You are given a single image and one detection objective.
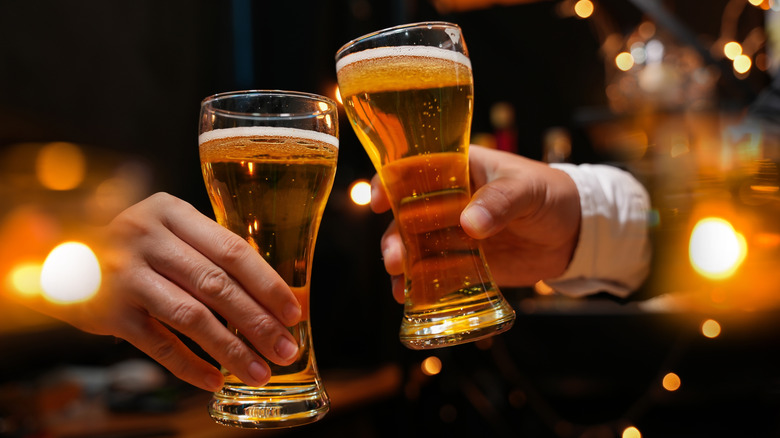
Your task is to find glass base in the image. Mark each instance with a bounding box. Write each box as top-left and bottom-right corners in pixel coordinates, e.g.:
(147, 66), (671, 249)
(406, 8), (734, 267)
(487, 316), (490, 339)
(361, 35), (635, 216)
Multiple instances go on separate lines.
(208, 382), (329, 429)
(399, 295), (516, 350)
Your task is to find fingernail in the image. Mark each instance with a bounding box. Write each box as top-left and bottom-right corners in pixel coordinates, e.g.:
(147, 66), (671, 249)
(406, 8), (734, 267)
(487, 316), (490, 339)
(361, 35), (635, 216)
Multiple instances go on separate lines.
(462, 205), (493, 236)
(275, 336), (298, 361)
(248, 361), (269, 385)
(283, 302), (302, 325)
(204, 373), (223, 391)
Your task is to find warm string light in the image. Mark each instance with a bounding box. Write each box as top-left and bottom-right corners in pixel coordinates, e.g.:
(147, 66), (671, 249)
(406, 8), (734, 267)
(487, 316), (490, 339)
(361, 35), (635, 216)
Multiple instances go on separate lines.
(723, 41), (743, 60)
(662, 372), (682, 391)
(615, 52), (635, 71)
(7, 263), (43, 297)
(622, 426), (642, 438)
(349, 180), (372, 206)
(733, 54), (753, 74)
(423, 310), (736, 436)
(574, 0), (594, 18)
(421, 356), (442, 376)
(689, 217), (747, 281)
(701, 319), (722, 338)
(36, 142), (86, 191)
(40, 241), (101, 304)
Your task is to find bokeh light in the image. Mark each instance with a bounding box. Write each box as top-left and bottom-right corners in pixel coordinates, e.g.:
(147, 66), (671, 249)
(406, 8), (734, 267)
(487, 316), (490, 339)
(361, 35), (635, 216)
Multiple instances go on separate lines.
(616, 52), (635, 71)
(35, 142), (86, 191)
(662, 372), (681, 391)
(701, 319), (722, 338)
(723, 41), (742, 60)
(421, 356), (442, 376)
(350, 179), (372, 206)
(40, 242), (101, 304)
(733, 54), (752, 74)
(534, 280), (555, 295)
(574, 0), (594, 18)
(622, 426), (642, 438)
(7, 262), (43, 297)
(689, 217), (747, 280)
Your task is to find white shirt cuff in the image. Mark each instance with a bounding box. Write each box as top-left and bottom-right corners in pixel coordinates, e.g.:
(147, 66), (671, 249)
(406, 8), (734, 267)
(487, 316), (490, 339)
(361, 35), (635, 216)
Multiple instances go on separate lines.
(545, 163), (652, 298)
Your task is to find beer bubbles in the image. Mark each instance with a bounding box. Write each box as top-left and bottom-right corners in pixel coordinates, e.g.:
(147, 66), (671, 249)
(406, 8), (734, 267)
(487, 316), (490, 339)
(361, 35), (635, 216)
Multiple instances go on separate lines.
(40, 241), (101, 304)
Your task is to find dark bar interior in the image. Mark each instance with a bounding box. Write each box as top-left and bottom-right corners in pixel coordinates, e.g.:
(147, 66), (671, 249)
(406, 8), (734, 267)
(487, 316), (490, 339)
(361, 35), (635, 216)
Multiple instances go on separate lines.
(1, 0), (779, 437)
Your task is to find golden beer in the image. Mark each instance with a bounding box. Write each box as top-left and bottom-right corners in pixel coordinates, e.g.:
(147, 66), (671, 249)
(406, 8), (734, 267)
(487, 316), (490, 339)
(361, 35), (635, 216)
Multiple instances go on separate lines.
(336, 23), (515, 349)
(199, 90), (336, 429)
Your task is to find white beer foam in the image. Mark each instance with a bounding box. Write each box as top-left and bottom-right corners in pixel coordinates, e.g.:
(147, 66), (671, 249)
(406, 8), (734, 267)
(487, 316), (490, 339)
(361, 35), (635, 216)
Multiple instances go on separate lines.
(199, 126), (339, 148)
(336, 45), (472, 73)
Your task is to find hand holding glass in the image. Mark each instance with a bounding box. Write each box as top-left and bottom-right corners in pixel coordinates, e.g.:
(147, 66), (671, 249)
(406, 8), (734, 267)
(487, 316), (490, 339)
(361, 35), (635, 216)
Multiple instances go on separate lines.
(335, 22), (515, 349)
(199, 90), (337, 428)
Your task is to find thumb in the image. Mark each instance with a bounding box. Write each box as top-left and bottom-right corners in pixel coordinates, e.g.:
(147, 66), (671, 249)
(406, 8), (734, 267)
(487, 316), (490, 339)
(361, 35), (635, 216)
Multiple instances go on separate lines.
(461, 176), (537, 240)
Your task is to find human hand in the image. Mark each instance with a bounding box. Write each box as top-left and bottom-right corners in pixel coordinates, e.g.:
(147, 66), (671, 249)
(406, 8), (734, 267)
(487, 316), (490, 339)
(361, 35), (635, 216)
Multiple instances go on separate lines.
(372, 146), (581, 303)
(31, 193), (302, 392)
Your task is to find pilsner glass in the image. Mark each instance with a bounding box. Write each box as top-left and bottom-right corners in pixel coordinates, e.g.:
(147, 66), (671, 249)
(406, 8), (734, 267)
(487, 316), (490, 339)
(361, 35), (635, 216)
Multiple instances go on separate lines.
(335, 22), (516, 349)
(198, 90), (336, 428)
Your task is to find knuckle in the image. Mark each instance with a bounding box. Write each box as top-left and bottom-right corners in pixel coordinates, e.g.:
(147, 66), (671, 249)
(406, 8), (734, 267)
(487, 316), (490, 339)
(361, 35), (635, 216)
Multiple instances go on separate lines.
(109, 210), (153, 241)
(221, 335), (250, 360)
(149, 192), (188, 211)
(168, 300), (207, 331)
(149, 338), (179, 364)
(216, 233), (251, 265)
(246, 312), (280, 338)
(481, 183), (513, 211)
(193, 266), (235, 300)
(147, 191), (172, 204)
(259, 275), (289, 300)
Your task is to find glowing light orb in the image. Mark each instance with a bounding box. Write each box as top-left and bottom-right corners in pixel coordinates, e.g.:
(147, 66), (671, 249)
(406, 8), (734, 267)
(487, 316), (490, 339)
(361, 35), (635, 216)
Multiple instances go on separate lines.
(701, 319), (722, 338)
(733, 54), (752, 74)
(350, 180), (372, 206)
(421, 356), (442, 376)
(8, 263), (43, 296)
(574, 0), (594, 18)
(662, 372), (681, 391)
(622, 426), (642, 438)
(689, 217), (747, 280)
(36, 142), (86, 191)
(723, 41), (742, 60)
(40, 242), (101, 304)
(615, 52), (635, 71)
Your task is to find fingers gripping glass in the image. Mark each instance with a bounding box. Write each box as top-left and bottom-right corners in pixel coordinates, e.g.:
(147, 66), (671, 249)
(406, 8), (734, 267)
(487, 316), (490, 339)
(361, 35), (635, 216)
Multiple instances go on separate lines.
(199, 90), (337, 428)
(335, 23), (515, 349)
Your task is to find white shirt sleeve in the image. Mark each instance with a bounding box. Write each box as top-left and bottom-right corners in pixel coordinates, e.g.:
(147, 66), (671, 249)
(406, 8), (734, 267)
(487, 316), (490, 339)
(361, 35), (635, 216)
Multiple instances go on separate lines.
(544, 163), (652, 298)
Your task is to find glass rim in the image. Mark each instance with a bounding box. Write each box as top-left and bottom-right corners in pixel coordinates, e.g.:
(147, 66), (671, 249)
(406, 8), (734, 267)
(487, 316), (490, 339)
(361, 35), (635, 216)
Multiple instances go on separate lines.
(200, 89), (337, 118)
(335, 21), (461, 59)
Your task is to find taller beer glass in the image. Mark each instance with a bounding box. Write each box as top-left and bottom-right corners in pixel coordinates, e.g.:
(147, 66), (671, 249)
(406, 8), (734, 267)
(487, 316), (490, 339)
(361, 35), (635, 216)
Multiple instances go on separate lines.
(199, 90), (336, 428)
(336, 22), (515, 349)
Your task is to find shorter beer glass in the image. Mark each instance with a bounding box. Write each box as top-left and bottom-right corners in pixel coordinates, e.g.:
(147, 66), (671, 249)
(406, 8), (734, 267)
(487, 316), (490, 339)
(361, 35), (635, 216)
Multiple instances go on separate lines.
(336, 22), (516, 349)
(199, 90), (337, 428)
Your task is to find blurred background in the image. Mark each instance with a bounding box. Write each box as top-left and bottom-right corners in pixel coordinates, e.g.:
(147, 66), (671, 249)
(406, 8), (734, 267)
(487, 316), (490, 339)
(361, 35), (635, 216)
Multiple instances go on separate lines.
(1, 0), (780, 437)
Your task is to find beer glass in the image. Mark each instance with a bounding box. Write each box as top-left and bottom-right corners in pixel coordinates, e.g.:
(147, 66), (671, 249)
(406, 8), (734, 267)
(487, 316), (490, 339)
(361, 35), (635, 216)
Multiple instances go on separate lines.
(198, 90), (336, 428)
(335, 22), (515, 349)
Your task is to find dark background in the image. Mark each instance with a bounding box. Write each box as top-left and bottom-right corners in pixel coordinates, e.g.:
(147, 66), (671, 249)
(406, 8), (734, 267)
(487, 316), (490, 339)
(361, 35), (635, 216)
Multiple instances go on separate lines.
(1, 1), (778, 437)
